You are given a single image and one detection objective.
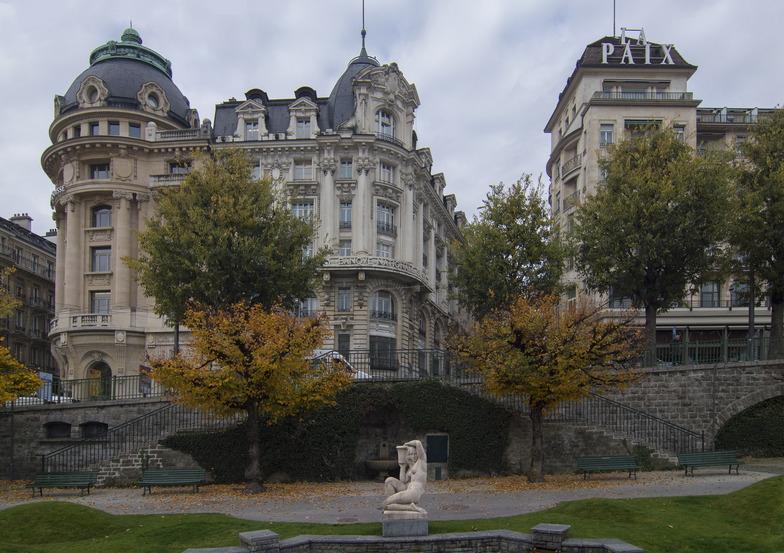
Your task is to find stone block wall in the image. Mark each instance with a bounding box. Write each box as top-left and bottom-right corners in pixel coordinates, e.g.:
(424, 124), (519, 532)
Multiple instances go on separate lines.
(182, 527), (644, 553)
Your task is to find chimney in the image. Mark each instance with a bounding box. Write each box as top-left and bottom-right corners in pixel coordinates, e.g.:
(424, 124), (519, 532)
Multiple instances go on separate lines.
(10, 213), (32, 231)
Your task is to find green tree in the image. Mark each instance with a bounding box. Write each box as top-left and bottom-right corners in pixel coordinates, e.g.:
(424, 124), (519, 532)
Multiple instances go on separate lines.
(0, 268), (40, 403)
(731, 109), (784, 353)
(149, 303), (353, 491)
(451, 293), (643, 482)
(128, 149), (328, 350)
(450, 176), (564, 319)
(574, 126), (733, 346)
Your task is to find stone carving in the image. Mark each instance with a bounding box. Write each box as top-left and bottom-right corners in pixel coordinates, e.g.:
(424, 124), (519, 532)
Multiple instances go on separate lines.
(383, 439), (427, 514)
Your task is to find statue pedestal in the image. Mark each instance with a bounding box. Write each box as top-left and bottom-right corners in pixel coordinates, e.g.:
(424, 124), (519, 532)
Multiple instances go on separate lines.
(382, 510), (428, 537)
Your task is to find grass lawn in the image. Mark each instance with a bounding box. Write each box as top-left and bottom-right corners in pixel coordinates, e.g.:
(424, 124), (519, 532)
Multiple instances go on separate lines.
(0, 476), (781, 553)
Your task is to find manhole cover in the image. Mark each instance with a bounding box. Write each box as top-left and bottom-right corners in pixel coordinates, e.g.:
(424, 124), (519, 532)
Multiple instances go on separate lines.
(439, 504), (469, 511)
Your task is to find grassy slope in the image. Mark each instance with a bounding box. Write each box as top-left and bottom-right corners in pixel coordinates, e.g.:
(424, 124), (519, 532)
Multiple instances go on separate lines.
(1, 476), (782, 553)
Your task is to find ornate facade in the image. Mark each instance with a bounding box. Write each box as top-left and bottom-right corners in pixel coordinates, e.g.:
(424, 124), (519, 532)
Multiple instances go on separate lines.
(545, 28), (773, 342)
(43, 29), (464, 381)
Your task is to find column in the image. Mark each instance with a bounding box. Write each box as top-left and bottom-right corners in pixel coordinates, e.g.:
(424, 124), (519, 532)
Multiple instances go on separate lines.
(113, 191), (133, 309)
(400, 178), (415, 263)
(63, 196), (82, 312)
(355, 158), (374, 255)
(319, 159), (337, 246)
(54, 212), (66, 313)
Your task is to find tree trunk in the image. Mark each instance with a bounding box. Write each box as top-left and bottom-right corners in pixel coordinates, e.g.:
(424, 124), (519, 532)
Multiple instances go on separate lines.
(174, 324), (180, 357)
(244, 400), (265, 492)
(528, 405), (545, 483)
(645, 304), (657, 366)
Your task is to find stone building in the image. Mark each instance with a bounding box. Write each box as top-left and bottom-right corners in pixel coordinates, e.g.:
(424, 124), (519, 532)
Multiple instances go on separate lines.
(0, 214), (57, 375)
(42, 28), (464, 382)
(545, 28), (773, 343)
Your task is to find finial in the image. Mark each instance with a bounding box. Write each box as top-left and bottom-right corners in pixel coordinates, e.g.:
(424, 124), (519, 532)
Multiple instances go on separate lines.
(361, 0), (367, 50)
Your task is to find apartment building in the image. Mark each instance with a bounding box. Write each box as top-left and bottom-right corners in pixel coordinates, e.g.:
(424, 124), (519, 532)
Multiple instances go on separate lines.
(545, 29), (772, 343)
(42, 28), (464, 381)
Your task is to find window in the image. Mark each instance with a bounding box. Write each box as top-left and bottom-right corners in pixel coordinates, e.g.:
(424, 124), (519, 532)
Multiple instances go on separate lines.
(600, 124), (614, 147)
(298, 297), (318, 317)
(700, 282), (720, 308)
(731, 283), (749, 307)
(129, 123), (141, 138)
(15, 310), (24, 330)
(625, 119), (661, 139)
(90, 163), (109, 179)
(379, 162), (395, 183)
(339, 240), (352, 256)
(340, 159), (353, 179)
(12, 247), (22, 264)
(73, 125), (82, 138)
(89, 122), (100, 136)
(296, 119), (311, 139)
(377, 203), (396, 235)
(91, 205), (112, 227)
(370, 291), (396, 320)
(376, 242), (393, 258)
(294, 161), (313, 180)
(246, 120), (259, 140)
(337, 333), (351, 357)
(674, 124), (686, 142)
(91, 247), (111, 272)
(339, 201), (352, 229)
(14, 343), (23, 362)
(90, 291), (111, 314)
(337, 287), (351, 312)
(599, 167), (608, 183)
(108, 121), (120, 136)
(169, 162), (190, 174)
(291, 201), (314, 221)
(375, 110), (395, 138)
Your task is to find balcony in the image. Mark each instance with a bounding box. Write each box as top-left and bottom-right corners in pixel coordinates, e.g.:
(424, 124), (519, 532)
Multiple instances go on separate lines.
(375, 132), (405, 148)
(563, 191), (580, 211)
(150, 174), (187, 188)
(370, 310), (397, 322)
(560, 154), (582, 179)
(593, 91), (694, 102)
(377, 221), (397, 237)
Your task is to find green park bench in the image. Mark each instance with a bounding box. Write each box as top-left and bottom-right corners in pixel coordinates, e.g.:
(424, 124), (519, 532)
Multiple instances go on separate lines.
(135, 468), (206, 495)
(26, 471), (99, 497)
(577, 455), (641, 480)
(677, 450), (745, 476)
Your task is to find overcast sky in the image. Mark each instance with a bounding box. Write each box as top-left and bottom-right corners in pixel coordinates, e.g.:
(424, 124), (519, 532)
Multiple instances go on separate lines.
(1, 0), (782, 235)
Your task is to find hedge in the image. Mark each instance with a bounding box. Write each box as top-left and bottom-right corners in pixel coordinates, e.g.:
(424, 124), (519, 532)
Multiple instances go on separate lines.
(161, 380), (513, 482)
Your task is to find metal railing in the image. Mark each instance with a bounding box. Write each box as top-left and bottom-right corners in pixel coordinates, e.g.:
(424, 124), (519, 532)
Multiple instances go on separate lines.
(41, 403), (245, 472)
(594, 91), (694, 101)
(653, 337), (773, 366)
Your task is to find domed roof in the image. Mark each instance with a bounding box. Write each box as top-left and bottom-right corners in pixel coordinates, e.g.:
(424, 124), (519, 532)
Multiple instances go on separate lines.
(327, 44), (379, 129)
(58, 29), (192, 125)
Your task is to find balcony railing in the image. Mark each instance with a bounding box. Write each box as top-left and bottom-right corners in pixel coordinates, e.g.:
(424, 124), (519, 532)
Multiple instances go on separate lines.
(593, 91), (694, 101)
(377, 221), (398, 237)
(375, 132), (405, 147)
(150, 174), (187, 188)
(560, 154), (582, 176)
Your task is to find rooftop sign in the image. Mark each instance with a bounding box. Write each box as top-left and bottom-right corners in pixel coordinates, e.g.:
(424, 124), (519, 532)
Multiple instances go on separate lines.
(602, 28), (675, 65)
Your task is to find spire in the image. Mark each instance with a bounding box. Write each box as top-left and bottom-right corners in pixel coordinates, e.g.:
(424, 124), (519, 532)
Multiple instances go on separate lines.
(360, 0), (368, 57)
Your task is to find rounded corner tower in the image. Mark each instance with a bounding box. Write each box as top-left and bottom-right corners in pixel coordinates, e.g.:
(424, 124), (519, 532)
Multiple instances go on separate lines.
(44, 29), (211, 386)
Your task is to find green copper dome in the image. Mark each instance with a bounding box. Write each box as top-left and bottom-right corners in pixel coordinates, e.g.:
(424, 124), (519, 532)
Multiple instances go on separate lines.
(89, 28), (172, 77)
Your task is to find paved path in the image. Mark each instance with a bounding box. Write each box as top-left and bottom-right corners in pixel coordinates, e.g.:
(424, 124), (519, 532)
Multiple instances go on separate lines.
(1, 461), (781, 524)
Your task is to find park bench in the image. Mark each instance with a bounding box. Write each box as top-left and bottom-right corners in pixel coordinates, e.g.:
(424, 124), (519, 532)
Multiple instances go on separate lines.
(577, 455), (641, 480)
(26, 471), (99, 497)
(677, 450), (744, 476)
(135, 468), (206, 495)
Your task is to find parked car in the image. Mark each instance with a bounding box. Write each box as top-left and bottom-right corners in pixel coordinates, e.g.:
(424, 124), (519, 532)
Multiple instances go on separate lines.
(308, 349), (371, 379)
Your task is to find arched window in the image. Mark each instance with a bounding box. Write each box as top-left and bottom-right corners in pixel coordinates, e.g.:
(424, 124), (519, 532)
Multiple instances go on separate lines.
(375, 110), (395, 138)
(91, 205), (112, 227)
(370, 290), (396, 321)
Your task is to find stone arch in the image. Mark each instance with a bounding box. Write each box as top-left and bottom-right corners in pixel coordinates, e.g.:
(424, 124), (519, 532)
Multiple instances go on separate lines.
(715, 385), (784, 430)
(86, 360), (113, 400)
(44, 421), (72, 439)
(80, 420), (108, 439)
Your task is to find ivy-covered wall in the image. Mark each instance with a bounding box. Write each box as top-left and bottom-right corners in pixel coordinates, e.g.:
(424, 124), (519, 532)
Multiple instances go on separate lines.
(162, 381), (513, 483)
(716, 395), (784, 456)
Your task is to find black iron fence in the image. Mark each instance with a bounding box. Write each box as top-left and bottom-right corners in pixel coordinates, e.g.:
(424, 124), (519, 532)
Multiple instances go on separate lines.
(41, 403), (245, 473)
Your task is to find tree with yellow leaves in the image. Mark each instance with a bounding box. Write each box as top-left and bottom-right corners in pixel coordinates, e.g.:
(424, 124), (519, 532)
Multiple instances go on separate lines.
(0, 268), (40, 403)
(148, 302), (353, 491)
(451, 293), (644, 482)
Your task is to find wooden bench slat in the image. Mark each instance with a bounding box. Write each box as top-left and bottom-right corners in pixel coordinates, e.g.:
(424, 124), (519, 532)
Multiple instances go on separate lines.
(136, 469), (206, 495)
(576, 455), (641, 480)
(677, 450), (744, 476)
(25, 471), (99, 497)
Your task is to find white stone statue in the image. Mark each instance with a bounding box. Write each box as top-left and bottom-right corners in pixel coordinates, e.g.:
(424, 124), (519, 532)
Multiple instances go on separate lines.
(382, 439), (427, 514)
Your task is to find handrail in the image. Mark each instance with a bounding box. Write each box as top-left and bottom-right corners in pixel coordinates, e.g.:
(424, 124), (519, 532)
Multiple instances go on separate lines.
(41, 403), (245, 472)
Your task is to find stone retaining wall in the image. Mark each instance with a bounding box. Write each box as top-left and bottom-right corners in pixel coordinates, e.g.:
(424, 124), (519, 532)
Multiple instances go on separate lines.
(183, 526), (643, 553)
